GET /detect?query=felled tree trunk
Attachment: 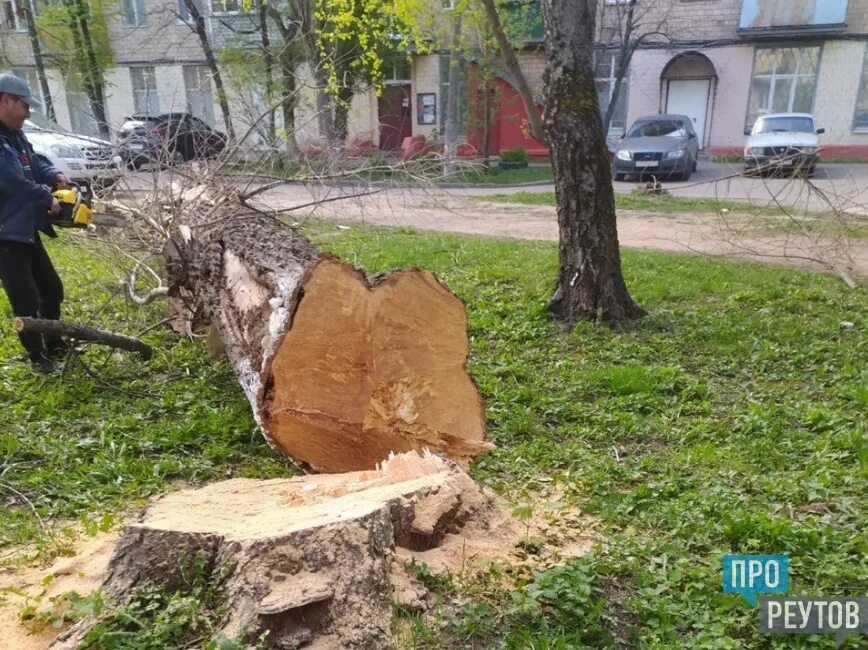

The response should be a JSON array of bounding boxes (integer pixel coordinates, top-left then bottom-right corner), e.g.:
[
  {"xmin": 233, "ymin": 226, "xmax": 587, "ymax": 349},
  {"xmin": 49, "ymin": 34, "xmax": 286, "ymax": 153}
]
[
  {"xmin": 164, "ymin": 209, "xmax": 490, "ymax": 472},
  {"xmin": 52, "ymin": 452, "xmax": 497, "ymax": 650}
]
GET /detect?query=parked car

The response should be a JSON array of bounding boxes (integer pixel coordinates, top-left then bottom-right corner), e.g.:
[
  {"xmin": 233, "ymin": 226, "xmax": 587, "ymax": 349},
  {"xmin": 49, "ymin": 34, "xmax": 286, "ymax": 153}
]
[
  {"xmin": 22, "ymin": 117, "xmax": 124, "ymax": 188},
  {"xmin": 743, "ymin": 113, "xmax": 823, "ymax": 177},
  {"xmin": 612, "ymin": 114, "xmax": 699, "ymax": 181},
  {"xmin": 117, "ymin": 113, "xmax": 228, "ymax": 169}
]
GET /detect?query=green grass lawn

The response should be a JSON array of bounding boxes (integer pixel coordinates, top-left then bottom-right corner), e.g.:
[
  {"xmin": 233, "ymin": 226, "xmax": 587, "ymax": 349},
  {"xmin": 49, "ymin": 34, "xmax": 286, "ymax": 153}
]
[
  {"xmin": 448, "ymin": 165, "xmax": 555, "ymax": 185},
  {"xmin": 1, "ymin": 227, "xmax": 865, "ymax": 648}
]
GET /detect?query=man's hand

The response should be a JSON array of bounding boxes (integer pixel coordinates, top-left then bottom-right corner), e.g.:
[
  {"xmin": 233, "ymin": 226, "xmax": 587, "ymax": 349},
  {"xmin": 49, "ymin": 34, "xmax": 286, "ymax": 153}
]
[
  {"xmin": 50, "ymin": 198, "xmax": 61, "ymax": 215},
  {"xmin": 54, "ymin": 173, "xmax": 71, "ymax": 189}
]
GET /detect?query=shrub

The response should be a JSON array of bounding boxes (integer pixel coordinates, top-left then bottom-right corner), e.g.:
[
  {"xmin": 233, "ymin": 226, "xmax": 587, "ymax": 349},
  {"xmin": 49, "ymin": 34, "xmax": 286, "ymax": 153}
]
[{"xmin": 500, "ymin": 147, "xmax": 530, "ymax": 164}]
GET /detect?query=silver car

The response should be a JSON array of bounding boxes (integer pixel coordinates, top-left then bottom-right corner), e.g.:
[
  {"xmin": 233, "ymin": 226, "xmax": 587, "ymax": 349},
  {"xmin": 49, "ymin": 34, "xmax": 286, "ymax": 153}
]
[{"xmin": 613, "ymin": 114, "xmax": 700, "ymax": 181}]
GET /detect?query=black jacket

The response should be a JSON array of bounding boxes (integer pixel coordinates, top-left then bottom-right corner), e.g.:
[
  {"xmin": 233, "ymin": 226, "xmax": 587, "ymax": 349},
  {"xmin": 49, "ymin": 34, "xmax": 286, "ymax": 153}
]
[{"xmin": 0, "ymin": 121, "xmax": 58, "ymax": 244}]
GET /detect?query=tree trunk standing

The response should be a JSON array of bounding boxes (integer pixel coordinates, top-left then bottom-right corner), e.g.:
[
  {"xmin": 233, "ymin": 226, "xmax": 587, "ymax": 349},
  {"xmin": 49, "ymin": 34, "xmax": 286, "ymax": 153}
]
[
  {"xmin": 330, "ymin": 83, "xmax": 353, "ymax": 146},
  {"xmin": 72, "ymin": 0, "xmax": 109, "ymax": 139},
  {"xmin": 23, "ymin": 0, "xmax": 55, "ymax": 121},
  {"xmin": 279, "ymin": 51, "xmax": 299, "ymax": 155},
  {"xmin": 540, "ymin": 0, "xmax": 645, "ymax": 325},
  {"xmin": 163, "ymin": 207, "xmax": 490, "ymax": 472},
  {"xmin": 444, "ymin": 14, "xmax": 463, "ymax": 175},
  {"xmin": 479, "ymin": 0, "xmax": 546, "ymax": 145},
  {"xmin": 600, "ymin": 1, "xmax": 636, "ymax": 137},
  {"xmin": 258, "ymin": 0, "xmax": 276, "ymax": 145},
  {"xmin": 183, "ymin": 0, "xmax": 236, "ymax": 143},
  {"xmin": 62, "ymin": 0, "xmax": 108, "ymax": 138}
]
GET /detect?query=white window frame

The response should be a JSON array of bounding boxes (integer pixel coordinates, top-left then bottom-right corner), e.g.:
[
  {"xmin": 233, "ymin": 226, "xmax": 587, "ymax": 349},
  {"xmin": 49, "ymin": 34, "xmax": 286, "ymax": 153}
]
[
  {"xmin": 1, "ymin": 0, "xmax": 27, "ymax": 32},
  {"xmin": 209, "ymin": 0, "xmax": 239, "ymax": 15},
  {"xmin": 121, "ymin": 0, "xmax": 146, "ymax": 26},
  {"xmin": 130, "ymin": 66, "xmax": 159, "ymax": 115},
  {"xmin": 747, "ymin": 46, "xmax": 820, "ymax": 127},
  {"xmin": 595, "ymin": 50, "xmax": 629, "ymax": 134},
  {"xmin": 183, "ymin": 64, "xmax": 215, "ymax": 127}
]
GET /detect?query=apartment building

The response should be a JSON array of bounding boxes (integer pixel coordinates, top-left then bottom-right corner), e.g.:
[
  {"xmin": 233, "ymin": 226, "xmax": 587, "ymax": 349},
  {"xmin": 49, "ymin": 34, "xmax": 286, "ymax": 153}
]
[
  {"xmin": 410, "ymin": 0, "xmax": 868, "ymax": 159},
  {"xmin": 3, "ymin": 0, "xmax": 868, "ymax": 159},
  {"xmin": 0, "ymin": 0, "xmax": 378, "ymax": 146}
]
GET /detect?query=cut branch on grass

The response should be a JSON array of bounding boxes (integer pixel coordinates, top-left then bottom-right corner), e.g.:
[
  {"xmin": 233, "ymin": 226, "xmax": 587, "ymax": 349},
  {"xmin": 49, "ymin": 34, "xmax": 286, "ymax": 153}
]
[{"xmin": 14, "ymin": 318, "xmax": 153, "ymax": 360}]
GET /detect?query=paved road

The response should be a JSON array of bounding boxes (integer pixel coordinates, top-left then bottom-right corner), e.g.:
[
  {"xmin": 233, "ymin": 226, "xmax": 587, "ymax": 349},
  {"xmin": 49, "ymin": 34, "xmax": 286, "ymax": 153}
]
[
  {"xmin": 117, "ymin": 160, "xmax": 868, "ymax": 211},
  {"xmin": 466, "ymin": 162, "xmax": 868, "ymax": 214}
]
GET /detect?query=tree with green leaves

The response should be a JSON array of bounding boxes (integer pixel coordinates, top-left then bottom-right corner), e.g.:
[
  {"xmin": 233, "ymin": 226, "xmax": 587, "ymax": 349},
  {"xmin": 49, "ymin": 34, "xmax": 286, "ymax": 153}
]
[{"xmin": 36, "ymin": 0, "xmax": 113, "ymax": 137}]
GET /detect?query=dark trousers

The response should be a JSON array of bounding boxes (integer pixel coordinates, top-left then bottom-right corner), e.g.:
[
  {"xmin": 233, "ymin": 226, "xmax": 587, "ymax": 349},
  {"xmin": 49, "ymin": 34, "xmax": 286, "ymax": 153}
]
[{"xmin": 0, "ymin": 237, "xmax": 64, "ymax": 359}]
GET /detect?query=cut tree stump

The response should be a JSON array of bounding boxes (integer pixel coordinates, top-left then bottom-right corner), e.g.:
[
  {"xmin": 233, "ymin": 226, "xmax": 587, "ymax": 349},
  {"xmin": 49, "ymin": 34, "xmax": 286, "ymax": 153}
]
[
  {"xmin": 164, "ymin": 209, "xmax": 491, "ymax": 472},
  {"xmin": 52, "ymin": 451, "xmax": 501, "ymax": 650}
]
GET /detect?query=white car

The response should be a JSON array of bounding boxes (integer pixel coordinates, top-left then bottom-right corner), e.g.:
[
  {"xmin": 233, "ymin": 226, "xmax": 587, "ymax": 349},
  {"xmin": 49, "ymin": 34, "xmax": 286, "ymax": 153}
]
[
  {"xmin": 743, "ymin": 113, "xmax": 824, "ymax": 177},
  {"xmin": 22, "ymin": 118, "xmax": 124, "ymax": 188}
]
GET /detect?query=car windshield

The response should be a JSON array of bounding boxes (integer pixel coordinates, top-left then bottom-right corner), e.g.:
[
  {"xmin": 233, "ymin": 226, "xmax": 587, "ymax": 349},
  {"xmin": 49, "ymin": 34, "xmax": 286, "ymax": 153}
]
[
  {"xmin": 754, "ymin": 116, "xmax": 814, "ymax": 134},
  {"xmin": 627, "ymin": 120, "xmax": 687, "ymax": 138}
]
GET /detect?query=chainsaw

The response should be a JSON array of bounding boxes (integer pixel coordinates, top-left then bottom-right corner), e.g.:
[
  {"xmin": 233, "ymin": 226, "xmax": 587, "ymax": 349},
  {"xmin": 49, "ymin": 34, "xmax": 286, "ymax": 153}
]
[{"xmin": 48, "ymin": 183, "xmax": 126, "ymax": 229}]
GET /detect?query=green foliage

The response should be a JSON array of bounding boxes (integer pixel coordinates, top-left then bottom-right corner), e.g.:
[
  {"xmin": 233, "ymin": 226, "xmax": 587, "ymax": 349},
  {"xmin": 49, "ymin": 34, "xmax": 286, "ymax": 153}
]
[
  {"xmin": 35, "ymin": 0, "xmax": 114, "ymax": 86},
  {"xmin": 73, "ymin": 553, "xmax": 265, "ymax": 649},
  {"xmin": 0, "ymin": 237, "xmax": 295, "ymax": 552},
  {"xmin": 499, "ymin": 147, "xmax": 530, "ymax": 164},
  {"xmin": 304, "ymin": 222, "xmax": 865, "ymax": 649}
]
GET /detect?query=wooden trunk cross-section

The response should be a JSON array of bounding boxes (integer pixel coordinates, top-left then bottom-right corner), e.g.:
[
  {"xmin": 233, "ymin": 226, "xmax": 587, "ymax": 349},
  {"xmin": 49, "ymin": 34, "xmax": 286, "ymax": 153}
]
[
  {"xmin": 51, "ymin": 451, "xmax": 503, "ymax": 650},
  {"xmin": 166, "ymin": 212, "xmax": 491, "ymax": 472}
]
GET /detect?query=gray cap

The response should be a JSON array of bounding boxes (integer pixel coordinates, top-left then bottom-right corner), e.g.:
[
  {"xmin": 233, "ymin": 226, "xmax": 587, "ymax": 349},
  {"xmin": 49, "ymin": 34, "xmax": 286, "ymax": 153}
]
[{"xmin": 0, "ymin": 72, "xmax": 42, "ymax": 110}]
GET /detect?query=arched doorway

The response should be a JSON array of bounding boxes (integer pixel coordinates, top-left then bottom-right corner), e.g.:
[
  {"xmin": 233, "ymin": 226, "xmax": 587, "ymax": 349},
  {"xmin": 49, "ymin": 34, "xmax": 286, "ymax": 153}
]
[{"xmin": 661, "ymin": 52, "xmax": 717, "ymax": 148}]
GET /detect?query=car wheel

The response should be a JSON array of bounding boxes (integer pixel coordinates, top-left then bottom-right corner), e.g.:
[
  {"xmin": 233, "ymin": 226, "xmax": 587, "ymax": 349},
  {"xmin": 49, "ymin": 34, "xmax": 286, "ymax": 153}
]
[
  {"xmin": 692, "ymin": 158, "xmax": 698, "ymax": 172},
  {"xmin": 614, "ymin": 172, "xmax": 626, "ymax": 182},
  {"xmin": 680, "ymin": 168, "xmax": 691, "ymax": 181}
]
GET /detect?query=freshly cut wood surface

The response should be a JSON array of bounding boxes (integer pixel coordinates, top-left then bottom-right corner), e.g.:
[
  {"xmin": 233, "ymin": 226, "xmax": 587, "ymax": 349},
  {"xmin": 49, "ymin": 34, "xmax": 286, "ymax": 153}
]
[
  {"xmin": 264, "ymin": 258, "xmax": 489, "ymax": 472},
  {"xmin": 52, "ymin": 452, "xmax": 498, "ymax": 650},
  {"xmin": 165, "ymin": 210, "xmax": 490, "ymax": 472}
]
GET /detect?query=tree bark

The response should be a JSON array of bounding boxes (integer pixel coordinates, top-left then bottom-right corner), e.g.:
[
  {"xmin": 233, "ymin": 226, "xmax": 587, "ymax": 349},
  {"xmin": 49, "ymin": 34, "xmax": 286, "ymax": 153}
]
[
  {"xmin": 72, "ymin": 0, "xmax": 109, "ymax": 139},
  {"xmin": 23, "ymin": 0, "xmax": 55, "ymax": 122},
  {"xmin": 444, "ymin": 14, "xmax": 463, "ymax": 175},
  {"xmin": 163, "ymin": 207, "xmax": 490, "ymax": 472},
  {"xmin": 257, "ymin": 0, "xmax": 276, "ymax": 145},
  {"xmin": 540, "ymin": 0, "xmax": 645, "ymax": 325},
  {"xmin": 331, "ymin": 84, "xmax": 353, "ymax": 146},
  {"xmin": 52, "ymin": 451, "xmax": 498, "ymax": 649},
  {"xmin": 13, "ymin": 317, "xmax": 152, "ymax": 358},
  {"xmin": 479, "ymin": 0, "xmax": 546, "ymax": 146},
  {"xmin": 183, "ymin": 0, "xmax": 236, "ymax": 142}
]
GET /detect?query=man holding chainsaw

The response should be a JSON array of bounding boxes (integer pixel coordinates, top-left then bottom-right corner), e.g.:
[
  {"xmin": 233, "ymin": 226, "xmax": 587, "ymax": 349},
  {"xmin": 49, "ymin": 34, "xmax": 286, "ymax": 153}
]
[{"xmin": 0, "ymin": 72, "xmax": 72, "ymax": 372}]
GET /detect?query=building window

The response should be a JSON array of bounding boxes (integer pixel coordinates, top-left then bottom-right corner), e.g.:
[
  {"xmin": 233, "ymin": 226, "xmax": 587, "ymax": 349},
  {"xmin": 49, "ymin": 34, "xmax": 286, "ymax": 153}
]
[
  {"xmin": 595, "ymin": 50, "xmax": 628, "ymax": 135},
  {"xmin": 130, "ymin": 66, "xmax": 159, "ymax": 115},
  {"xmin": 210, "ymin": 0, "xmax": 238, "ymax": 13},
  {"xmin": 121, "ymin": 0, "xmax": 146, "ymax": 25},
  {"xmin": 183, "ymin": 65, "xmax": 215, "ymax": 126},
  {"xmin": 178, "ymin": 0, "xmax": 202, "ymax": 22},
  {"xmin": 67, "ymin": 88, "xmax": 101, "ymax": 137},
  {"xmin": 746, "ymin": 46, "xmax": 820, "ymax": 129},
  {"xmin": 1, "ymin": 0, "xmax": 27, "ymax": 31},
  {"xmin": 853, "ymin": 47, "xmax": 868, "ymax": 131}
]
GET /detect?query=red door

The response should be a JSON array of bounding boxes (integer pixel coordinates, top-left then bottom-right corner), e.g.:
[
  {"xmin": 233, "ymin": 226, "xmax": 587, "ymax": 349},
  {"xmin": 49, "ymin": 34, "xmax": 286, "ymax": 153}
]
[{"xmin": 378, "ymin": 84, "xmax": 412, "ymax": 151}]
